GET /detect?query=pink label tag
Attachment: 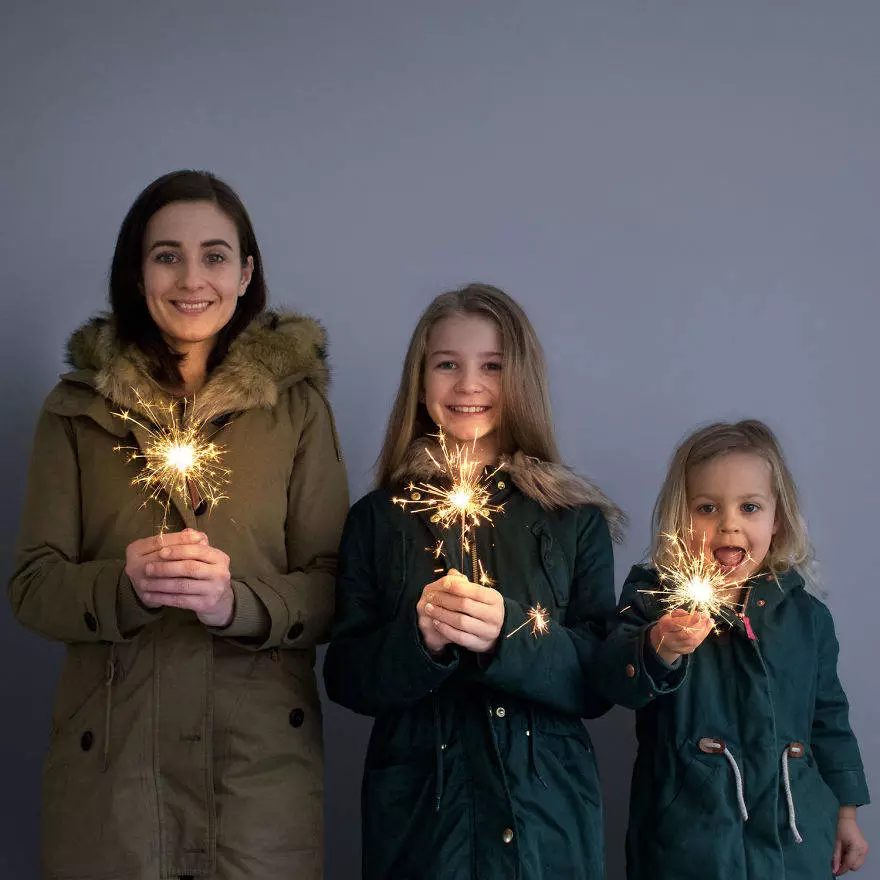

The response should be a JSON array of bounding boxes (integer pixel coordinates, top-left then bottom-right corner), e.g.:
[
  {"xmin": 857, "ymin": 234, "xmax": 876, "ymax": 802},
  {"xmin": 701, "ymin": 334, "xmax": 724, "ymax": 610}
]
[{"xmin": 742, "ymin": 616, "xmax": 757, "ymax": 640}]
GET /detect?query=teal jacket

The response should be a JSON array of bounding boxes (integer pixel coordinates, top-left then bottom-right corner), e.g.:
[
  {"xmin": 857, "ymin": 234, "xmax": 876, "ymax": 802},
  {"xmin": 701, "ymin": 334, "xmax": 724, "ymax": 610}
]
[
  {"xmin": 324, "ymin": 451, "xmax": 636, "ymax": 880},
  {"xmin": 604, "ymin": 565, "xmax": 870, "ymax": 880}
]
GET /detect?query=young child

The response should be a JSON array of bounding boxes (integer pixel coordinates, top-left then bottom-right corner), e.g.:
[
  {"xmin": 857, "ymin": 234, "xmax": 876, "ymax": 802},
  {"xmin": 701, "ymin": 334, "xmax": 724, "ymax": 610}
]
[
  {"xmin": 324, "ymin": 283, "xmax": 637, "ymax": 879},
  {"xmin": 607, "ymin": 420, "xmax": 869, "ymax": 880}
]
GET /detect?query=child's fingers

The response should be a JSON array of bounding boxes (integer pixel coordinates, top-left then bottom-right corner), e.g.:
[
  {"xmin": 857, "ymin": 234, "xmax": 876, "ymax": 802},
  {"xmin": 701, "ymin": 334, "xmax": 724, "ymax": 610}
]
[{"xmin": 832, "ymin": 838, "xmax": 842, "ymax": 875}]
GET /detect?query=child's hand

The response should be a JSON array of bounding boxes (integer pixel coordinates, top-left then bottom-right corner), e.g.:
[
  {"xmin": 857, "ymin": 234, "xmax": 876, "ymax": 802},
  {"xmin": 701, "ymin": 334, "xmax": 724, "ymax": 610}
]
[
  {"xmin": 649, "ymin": 609, "xmax": 713, "ymax": 665},
  {"xmin": 419, "ymin": 569, "xmax": 505, "ymax": 654},
  {"xmin": 833, "ymin": 807, "xmax": 869, "ymax": 875}
]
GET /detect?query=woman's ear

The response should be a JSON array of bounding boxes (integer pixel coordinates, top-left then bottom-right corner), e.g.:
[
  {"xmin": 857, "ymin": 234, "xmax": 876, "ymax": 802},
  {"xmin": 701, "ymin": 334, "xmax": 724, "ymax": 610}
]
[{"xmin": 239, "ymin": 255, "xmax": 254, "ymax": 296}]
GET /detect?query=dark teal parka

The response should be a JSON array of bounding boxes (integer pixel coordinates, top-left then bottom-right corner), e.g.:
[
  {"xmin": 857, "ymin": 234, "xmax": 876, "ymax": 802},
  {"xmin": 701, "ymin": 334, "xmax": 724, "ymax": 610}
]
[
  {"xmin": 603, "ymin": 564, "xmax": 870, "ymax": 880},
  {"xmin": 324, "ymin": 451, "xmax": 637, "ymax": 880}
]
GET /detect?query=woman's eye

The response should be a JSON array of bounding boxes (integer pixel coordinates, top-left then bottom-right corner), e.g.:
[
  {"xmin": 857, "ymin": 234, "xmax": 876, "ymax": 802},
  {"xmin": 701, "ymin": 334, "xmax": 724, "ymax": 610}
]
[
  {"xmin": 154, "ymin": 252, "xmax": 178, "ymax": 264},
  {"xmin": 206, "ymin": 252, "xmax": 226, "ymax": 264}
]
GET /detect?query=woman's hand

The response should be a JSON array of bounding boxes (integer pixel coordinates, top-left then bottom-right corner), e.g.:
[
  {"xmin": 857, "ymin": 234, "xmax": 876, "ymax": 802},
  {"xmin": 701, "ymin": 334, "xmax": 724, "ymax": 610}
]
[
  {"xmin": 126, "ymin": 529, "xmax": 234, "ymax": 627},
  {"xmin": 649, "ymin": 608, "xmax": 714, "ymax": 665},
  {"xmin": 833, "ymin": 807, "xmax": 869, "ymax": 875},
  {"xmin": 416, "ymin": 575, "xmax": 454, "ymax": 656},
  {"xmin": 420, "ymin": 569, "xmax": 505, "ymax": 654}
]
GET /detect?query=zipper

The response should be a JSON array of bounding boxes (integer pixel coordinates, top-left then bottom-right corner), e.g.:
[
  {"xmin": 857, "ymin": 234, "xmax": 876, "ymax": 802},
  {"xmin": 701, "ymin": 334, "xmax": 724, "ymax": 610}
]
[{"xmin": 738, "ymin": 584, "xmax": 757, "ymax": 640}]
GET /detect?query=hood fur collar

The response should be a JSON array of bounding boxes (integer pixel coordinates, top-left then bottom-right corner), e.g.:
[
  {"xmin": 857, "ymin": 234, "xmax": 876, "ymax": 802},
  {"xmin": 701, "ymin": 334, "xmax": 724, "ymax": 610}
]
[
  {"xmin": 63, "ymin": 310, "xmax": 329, "ymax": 423},
  {"xmin": 393, "ymin": 437, "xmax": 626, "ymax": 542}
]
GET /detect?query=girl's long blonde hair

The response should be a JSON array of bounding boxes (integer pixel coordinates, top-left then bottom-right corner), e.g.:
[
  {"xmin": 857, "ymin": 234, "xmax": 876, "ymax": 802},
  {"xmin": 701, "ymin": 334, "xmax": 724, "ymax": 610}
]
[
  {"xmin": 375, "ymin": 283, "xmax": 561, "ymax": 488},
  {"xmin": 652, "ymin": 420, "xmax": 814, "ymax": 581}
]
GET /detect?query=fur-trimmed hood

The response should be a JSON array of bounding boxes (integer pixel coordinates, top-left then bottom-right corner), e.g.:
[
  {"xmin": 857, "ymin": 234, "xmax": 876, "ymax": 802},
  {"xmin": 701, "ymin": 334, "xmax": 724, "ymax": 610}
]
[
  {"xmin": 393, "ymin": 437, "xmax": 626, "ymax": 542},
  {"xmin": 62, "ymin": 310, "xmax": 329, "ymax": 424}
]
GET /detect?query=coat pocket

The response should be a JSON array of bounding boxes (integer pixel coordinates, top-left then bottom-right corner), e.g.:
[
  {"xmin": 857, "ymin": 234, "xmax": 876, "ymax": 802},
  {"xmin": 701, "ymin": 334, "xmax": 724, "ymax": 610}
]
[{"xmin": 532, "ymin": 523, "xmax": 573, "ymax": 608}]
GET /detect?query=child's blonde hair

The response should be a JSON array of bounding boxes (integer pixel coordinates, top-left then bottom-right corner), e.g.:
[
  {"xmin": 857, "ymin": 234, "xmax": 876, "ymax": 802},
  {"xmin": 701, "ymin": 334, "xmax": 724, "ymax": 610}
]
[
  {"xmin": 375, "ymin": 283, "xmax": 560, "ymax": 488},
  {"xmin": 652, "ymin": 420, "xmax": 814, "ymax": 580}
]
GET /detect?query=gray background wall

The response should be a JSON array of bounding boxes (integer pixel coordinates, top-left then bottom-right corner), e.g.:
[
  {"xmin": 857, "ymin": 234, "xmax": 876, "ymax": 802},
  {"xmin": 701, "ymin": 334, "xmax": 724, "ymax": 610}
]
[{"xmin": 1, "ymin": 2, "xmax": 877, "ymax": 877}]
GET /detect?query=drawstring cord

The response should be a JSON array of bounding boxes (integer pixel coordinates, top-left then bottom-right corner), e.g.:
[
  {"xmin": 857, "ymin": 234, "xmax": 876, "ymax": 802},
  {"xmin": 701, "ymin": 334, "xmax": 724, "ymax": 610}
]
[
  {"xmin": 102, "ymin": 645, "xmax": 116, "ymax": 772},
  {"xmin": 781, "ymin": 745, "xmax": 804, "ymax": 844},
  {"xmin": 526, "ymin": 706, "xmax": 549, "ymax": 790},
  {"xmin": 721, "ymin": 746, "xmax": 749, "ymax": 821},
  {"xmin": 432, "ymin": 691, "xmax": 444, "ymax": 812}
]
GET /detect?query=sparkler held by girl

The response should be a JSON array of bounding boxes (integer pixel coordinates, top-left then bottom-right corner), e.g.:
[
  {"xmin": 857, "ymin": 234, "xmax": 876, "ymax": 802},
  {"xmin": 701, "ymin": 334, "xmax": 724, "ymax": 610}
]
[
  {"xmin": 602, "ymin": 420, "xmax": 869, "ymax": 880},
  {"xmin": 324, "ymin": 283, "xmax": 631, "ymax": 880}
]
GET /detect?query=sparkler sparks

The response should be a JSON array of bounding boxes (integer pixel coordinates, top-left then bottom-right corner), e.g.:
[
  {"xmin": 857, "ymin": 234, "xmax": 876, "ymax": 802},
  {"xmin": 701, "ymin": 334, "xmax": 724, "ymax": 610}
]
[
  {"xmin": 506, "ymin": 603, "xmax": 551, "ymax": 639},
  {"xmin": 642, "ymin": 531, "xmax": 750, "ymax": 626},
  {"xmin": 393, "ymin": 430, "xmax": 503, "ymax": 573},
  {"xmin": 113, "ymin": 391, "xmax": 230, "ymax": 532}
]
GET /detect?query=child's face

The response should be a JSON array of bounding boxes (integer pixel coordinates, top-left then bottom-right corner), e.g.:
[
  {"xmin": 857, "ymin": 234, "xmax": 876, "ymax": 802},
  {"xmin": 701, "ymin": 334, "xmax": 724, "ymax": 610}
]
[
  {"xmin": 687, "ymin": 452, "xmax": 779, "ymax": 581},
  {"xmin": 422, "ymin": 314, "xmax": 502, "ymax": 454}
]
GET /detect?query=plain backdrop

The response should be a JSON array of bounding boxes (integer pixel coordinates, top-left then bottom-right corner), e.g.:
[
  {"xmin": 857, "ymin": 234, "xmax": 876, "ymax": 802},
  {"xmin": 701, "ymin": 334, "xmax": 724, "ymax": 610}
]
[{"xmin": 1, "ymin": 2, "xmax": 877, "ymax": 878}]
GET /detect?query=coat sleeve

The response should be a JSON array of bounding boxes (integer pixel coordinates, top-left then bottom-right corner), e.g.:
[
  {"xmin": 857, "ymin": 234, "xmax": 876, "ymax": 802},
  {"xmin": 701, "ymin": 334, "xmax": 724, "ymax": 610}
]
[
  {"xmin": 216, "ymin": 382, "xmax": 349, "ymax": 651},
  {"xmin": 471, "ymin": 507, "xmax": 631, "ymax": 717},
  {"xmin": 323, "ymin": 496, "xmax": 460, "ymax": 716},
  {"xmin": 8, "ymin": 407, "xmax": 161, "ymax": 643},
  {"xmin": 589, "ymin": 565, "xmax": 689, "ymax": 710},
  {"xmin": 810, "ymin": 598, "xmax": 870, "ymax": 807}
]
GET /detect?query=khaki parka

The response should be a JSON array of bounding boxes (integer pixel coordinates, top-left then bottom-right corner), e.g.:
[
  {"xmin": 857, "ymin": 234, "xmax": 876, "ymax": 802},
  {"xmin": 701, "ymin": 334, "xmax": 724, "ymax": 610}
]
[{"xmin": 8, "ymin": 311, "xmax": 349, "ymax": 880}]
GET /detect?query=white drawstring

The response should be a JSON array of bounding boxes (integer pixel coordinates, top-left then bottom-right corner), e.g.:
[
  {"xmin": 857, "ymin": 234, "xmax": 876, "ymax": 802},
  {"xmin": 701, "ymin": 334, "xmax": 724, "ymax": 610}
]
[
  {"xmin": 722, "ymin": 747, "xmax": 749, "ymax": 821},
  {"xmin": 781, "ymin": 746, "xmax": 804, "ymax": 844}
]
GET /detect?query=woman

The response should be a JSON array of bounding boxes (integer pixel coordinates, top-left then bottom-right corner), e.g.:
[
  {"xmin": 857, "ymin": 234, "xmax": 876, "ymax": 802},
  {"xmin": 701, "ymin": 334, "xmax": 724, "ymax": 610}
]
[{"xmin": 9, "ymin": 170, "xmax": 348, "ymax": 879}]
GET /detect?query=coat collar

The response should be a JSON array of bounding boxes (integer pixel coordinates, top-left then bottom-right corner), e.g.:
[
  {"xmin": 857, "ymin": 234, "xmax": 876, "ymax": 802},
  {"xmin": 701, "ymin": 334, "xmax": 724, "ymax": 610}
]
[
  {"xmin": 392, "ymin": 436, "xmax": 626, "ymax": 541},
  {"xmin": 48, "ymin": 310, "xmax": 329, "ymax": 428}
]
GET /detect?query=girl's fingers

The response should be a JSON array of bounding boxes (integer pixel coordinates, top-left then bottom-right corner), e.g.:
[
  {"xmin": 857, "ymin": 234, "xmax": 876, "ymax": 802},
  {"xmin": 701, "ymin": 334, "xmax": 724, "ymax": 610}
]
[
  {"xmin": 432, "ymin": 618, "xmax": 488, "ymax": 652},
  {"xmin": 426, "ymin": 603, "xmax": 496, "ymax": 639}
]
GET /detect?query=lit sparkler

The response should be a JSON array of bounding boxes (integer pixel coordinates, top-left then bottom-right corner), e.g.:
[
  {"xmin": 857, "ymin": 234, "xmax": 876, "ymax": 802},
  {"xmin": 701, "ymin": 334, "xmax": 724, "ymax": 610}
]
[
  {"xmin": 506, "ymin": 603, "xmax": 551, "ymax": 639},
  {"xmin": 113, "ymin": 391, "xmax": 230, "ymax": 532},
  {"xmin": 393, "ymin": 430, "xmax": 502, "ymax": 577},
  {"xmin": 642, "ymin": 531, "xmax": 750, "ymax": 627}
]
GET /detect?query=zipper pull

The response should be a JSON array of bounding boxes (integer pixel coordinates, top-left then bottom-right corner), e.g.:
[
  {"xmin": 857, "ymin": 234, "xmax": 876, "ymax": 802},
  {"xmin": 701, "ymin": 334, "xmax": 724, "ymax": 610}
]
[{"xmin": 741, "ymin": 615, "xmax": 757, "ymax": 640}]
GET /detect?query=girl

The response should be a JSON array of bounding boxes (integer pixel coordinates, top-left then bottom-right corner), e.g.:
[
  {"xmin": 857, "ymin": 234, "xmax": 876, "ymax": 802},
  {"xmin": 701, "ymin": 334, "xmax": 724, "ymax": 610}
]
[
  {"xmin": 9, "ymin": 170, "xmax": 348, "ymax": 879},
  {"xmin": 606, "ymin": 420, "xmax": 869, "ymax": 880},
  {"xmin": 324, "ymin": 283, "xmax": 638, "ymax": 879}
]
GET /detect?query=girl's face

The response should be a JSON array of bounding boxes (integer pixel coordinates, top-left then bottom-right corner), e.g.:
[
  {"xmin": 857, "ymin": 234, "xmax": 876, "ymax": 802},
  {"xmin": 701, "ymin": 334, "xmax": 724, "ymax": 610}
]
[
  {"xmin": 687, "ymin": 452, "xmax": 779, "ymax": 581},
  {"xmin": 422, "ymin": 314, "xmax": 503, "ymax": 457},
  {"xmin": 141, "ymin": 200, "xmax": 253, "ymax": 355}
]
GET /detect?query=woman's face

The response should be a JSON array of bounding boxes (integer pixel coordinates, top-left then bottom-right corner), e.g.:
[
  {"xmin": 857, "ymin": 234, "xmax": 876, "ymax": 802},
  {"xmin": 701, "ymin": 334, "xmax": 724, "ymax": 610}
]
[{"xmin": 141, "ymin": 200, "xmax": 253, "ymax": 354}]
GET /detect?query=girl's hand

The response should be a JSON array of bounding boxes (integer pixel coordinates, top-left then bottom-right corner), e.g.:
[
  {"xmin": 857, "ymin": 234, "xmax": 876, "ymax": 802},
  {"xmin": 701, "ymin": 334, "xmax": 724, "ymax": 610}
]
[
  {"xmin": 649, "ymin": 609, "xmax": 714, "ymax": 665},
  {"xmin": 833, "ymin": 807, "xmax": 869, "ymax": 875},
  {"xmin": 125, "ymin": 529, "xmax": 208, "ymax": 609},
  {"xmin": 421, "ymin": 569, "xmax": 505, "ymax": 654},
  {"xmin": 417, "ymin": 576, "xmax": 453, "ymax": 656},
  {"xmin": 137, "ymin": 530, "xmax": 235, "ymax": 628}
]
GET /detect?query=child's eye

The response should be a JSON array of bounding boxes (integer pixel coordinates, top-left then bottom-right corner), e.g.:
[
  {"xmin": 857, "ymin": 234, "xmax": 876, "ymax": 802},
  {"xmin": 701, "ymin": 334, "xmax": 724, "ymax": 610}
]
[
  {"xmin": 483, "ymin": 361, "xmax": 502, "ymax": 372},
  {"xmin": 741, "ymin": 502, "xmax": 760, "ymax": 514},
  {"xmin": 434, "ymin": 360, "xmax": 457, "ymax": 371},
  {"xmin": 695, "ymin": 503, "xmax": 716, "ymax": 515}
]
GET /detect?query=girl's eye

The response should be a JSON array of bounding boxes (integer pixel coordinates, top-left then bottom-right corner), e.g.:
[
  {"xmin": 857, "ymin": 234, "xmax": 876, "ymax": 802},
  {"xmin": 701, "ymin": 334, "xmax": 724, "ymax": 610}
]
[
  {"xmin": 742, "ymin": 502, "xmax": 760, "ymax": 514},
  {"xmin": 436, "ymin": 360, "xmax": 457, "ymax": 370},
  {"xmin": 483, "ymin": 361, "xmax": 502, "ymax": 372},
  {"xmin": 695, "ymin": 503, "xmax": 716, "ymax": 515}
]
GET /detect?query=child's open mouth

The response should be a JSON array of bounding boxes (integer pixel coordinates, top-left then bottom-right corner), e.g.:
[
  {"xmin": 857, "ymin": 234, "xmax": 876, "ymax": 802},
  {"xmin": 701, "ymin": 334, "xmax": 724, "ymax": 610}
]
[{"xmin": 714, "ymin": 546, "xmax": 746, "ymax": 572}]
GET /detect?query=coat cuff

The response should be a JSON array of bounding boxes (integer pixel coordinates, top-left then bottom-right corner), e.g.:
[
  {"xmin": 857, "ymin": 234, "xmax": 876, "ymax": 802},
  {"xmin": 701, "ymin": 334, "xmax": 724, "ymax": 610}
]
[
  {"xmin": 823, "ymin": 769, "xmax": 871, "ymax": 807},
  {"xmin": 115, "ymin": 572, "xmax": 162, "ymax": 636},
  {"xmin": 209, "ymin": 580, "xmax": 272, "ymax": 640}
]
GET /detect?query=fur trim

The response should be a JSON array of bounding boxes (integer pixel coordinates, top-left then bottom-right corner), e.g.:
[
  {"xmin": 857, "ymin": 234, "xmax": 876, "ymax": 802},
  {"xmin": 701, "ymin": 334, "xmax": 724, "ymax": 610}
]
[
  {"xmin": 393, "ymin": 438, "xmax": 627, "ymax": 542},
  {"xmin": 64, "ymin": 311, "xmax": 329, "ymax": 423}
]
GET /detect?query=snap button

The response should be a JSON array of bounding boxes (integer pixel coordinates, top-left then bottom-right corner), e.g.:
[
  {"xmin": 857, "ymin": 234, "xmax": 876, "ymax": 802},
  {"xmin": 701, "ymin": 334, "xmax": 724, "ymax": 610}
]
[
  {"xmin": 497, "ymin": 481, "xmax": 506, "ymax": 490},
  {"xmin": 788, "ymin": 742, "xmax": 805, "ymax": 758},
  {"xmin": 698, "ymin": 737, "xmax": 726, "ymax": 754},
  {"xmin": 83, "ymin": 612, "xmax": 97, "ymax": 632},
  {"xmin": 80, "ymin": 730, "xmax": 94, "ymax": 752},
  {"xmin": 289, "ymin": 708, "xmax": 305, "ymax": 728},
  {"xmin": 287, "ymin": 621, "xmax": 304, "ymax": 640},
  {"xmin": 495, "ymin": 706, "xmax": 506, "ymax": 718},
  {"xmin": 625, "ymin": 664, "xmax": 636, "ymax": 678},
  {"xmin": 757, "ymin": 599, "xmax": 766, "ymax": 607},
  {"xmin": 502, "ymin": 827, "xmax": 514, "ymax": 844},
  {"xmin": 411, "ymin": 490, "xmax": 422, "ymax": 501}
]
